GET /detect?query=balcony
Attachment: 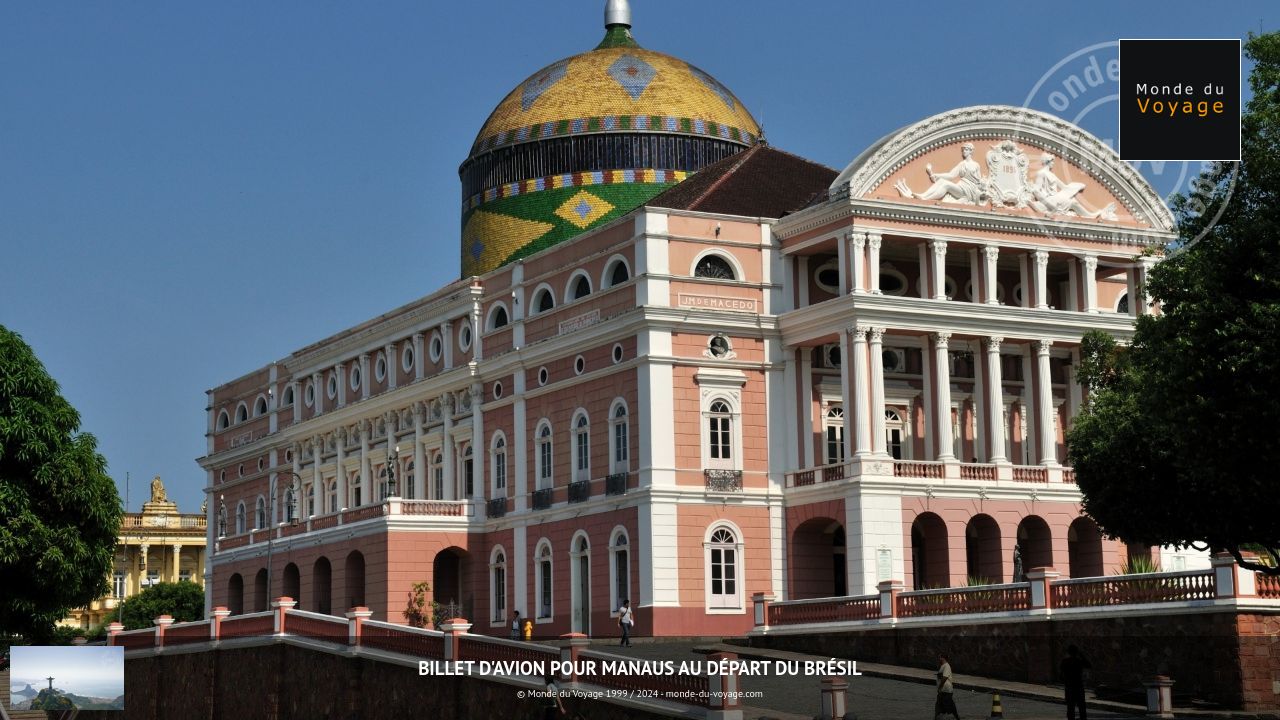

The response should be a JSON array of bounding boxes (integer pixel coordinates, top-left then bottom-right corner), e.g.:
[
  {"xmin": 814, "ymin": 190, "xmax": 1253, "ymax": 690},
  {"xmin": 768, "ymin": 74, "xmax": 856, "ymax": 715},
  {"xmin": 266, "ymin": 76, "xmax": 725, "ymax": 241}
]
[
  {"xmin": 486, "ymin": 497, "xmax": 507, "ymax": 519},
  {"xmin": 605, "ymin": 472, "xmax": 628, "ymax": 496},
  {"xmin": 783, "ymin": 458, "xmax": 1077, "ymax": 488},
  {"xmin": 213, "ymin": 498, "xmax": 473, "ymax": 554},
  {"xmin": 532, "ymin": 487, "xmax": 553, "ymax": 511},
  {"xmin": 568, "ymin": 479, "xmax": 590, "ymax": 504},
  {"xmin": 704, "ymin": 469, "xmax": 743, "ymax": 493}
]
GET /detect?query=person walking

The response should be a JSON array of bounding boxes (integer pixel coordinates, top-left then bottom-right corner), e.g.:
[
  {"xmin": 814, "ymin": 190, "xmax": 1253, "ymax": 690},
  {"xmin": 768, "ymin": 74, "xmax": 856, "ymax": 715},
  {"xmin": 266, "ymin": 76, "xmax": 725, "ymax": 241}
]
[
  {"xmin": 935, "ymin": 653, "xmax": 961, "ymax": 720},
  {"xmin": 1061, "ymin": 644, "xmax": 1092, "ymax": 720},
  {"xmin": 617, "ymin": 599, "xmax": 634, "ymax": 647},
  {"xmin": 542, "ymin": 670, "xmax": 566, "ymax": 719},
  {"xmin": 511, "ymin": 610, "xmax": 522, "ymax": 641}
]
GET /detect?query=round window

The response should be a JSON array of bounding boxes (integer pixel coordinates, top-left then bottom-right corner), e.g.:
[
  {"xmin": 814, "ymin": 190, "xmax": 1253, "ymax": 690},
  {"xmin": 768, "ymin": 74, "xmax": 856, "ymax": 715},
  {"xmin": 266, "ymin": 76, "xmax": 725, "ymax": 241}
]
[
  {"xmin": 879, "ymin": 268, "xmax": 908, "ymax": 296},
  {"xmin": 305, "ymin": 382, "xmax": 315, "ymax": 407},
  {"xmin": 612, "ymin": 343, "xmax": 624, "ymax": 364},
  {"xmin": 460, "ymin": 324, "xmax": 473, "ymax": 352},
  {"xmin": 375, "ymin": 353, "xmax": 387, "ymax": 382},
  {"xmin": 826, "ymin": 344, "xmax": 842, "ymax": 368},
  {"xmin": 538, "ymin": 367, "xmax": 549, "ymax": 386},
  {"xmin": 350, "ymin": 367, "xmax": 361, "ymax": 391},
  {"xmin": 814, "ymin": 259, "xmax": 840, "ymax": 294},
  {"xmin": 402, "ymin": 344, "xmax": 415, "ymax": 372},
  {"xmin": 429, "ymin": 334, "xmax": 443, "ymax": 363},
  {"xmin": 493, "ymin": 381, "xmax": 503, "ymax": 400},
  {"xmin": 574, "ymin": 355, "xmax": 585, "ymax": 375},
  {"xmin": 327, "ymin": 375, "xmax": 337, "ymax": 399}
]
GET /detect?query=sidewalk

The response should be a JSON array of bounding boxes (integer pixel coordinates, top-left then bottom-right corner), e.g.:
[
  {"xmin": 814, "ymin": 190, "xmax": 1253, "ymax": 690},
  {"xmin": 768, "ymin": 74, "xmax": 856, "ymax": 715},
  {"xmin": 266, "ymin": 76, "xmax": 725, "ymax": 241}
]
[{"xmin": 694, "ymin": 642, "xmax": 1280, "ymax": 720}]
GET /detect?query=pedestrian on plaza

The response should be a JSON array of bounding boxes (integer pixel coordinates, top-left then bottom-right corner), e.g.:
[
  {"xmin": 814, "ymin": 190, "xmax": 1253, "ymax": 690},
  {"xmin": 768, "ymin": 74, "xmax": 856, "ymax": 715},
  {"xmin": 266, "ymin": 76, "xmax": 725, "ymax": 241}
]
[
  {"xmin": 617, "ymin": 599, "xmax": 634, "ymax": 647},
  {"xmin": 511, "ymin": 610, "xmax": 522, "ymax": 641},
  {"xmin": 1061, "ymin": 644, "xmax": 1092, "ymax": 720},
  {"xmin": 935, "ymin": 653, "xmax": 961, "ymax": 720},
  {"xmin": 542, "ymin": 670, "xmax": 566, "ymax": 719}
]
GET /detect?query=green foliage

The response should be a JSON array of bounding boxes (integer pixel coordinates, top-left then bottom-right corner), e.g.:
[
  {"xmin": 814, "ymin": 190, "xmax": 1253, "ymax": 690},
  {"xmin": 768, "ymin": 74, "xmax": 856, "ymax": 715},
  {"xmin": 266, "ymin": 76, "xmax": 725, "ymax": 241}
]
[
  {"xmin": 965, "ymin": 575, "xmax": 993, "ymax": 587},
  {"xmin": 0, "ymin": 326, "xmax": 122, "ymax": 640},
  {"xmin": 48, "ymin": 623, "xmax": 109, "ymax": 645},
  {"xmin": 1067, "ymin": 34, "xmax": 1280, "ymax": 574},
  {"xmin": 118, "ymin": 581, "xmax": 205, "ymax": 630},
  {"xmin": 403, "ymin": 580, "xmax": 441, "ymax": 629},
  {"xmin": 1118, "ymin": 555, "xmax": 1160, "ymax": 576}
]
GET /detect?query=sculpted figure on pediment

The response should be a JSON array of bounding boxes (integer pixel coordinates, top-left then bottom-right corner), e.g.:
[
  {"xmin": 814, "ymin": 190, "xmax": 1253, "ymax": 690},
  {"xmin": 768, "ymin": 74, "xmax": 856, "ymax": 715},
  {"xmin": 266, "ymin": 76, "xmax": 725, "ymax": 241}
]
[
  {"xmin": 1030, "ymin": 153, "xmax": 1119, "ymax": 221},
  {"xmin": 894, "ymin": 142, "xmax": 989, "ymax": 205}
]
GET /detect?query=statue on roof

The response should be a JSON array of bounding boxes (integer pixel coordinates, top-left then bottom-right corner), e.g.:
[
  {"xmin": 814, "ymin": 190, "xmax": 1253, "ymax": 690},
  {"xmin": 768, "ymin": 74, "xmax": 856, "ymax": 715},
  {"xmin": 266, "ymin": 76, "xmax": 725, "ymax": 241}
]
[{"xmin": 150, "ymin": 475, "xmax": 168, "ymax": 504}]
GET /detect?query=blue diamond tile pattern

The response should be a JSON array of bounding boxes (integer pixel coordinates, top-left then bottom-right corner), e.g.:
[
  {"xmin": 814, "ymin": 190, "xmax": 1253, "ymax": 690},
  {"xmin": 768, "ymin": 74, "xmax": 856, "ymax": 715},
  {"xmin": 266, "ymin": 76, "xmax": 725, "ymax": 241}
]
[
  {"xmin": 688, "ymin": 64, "xmax": 735, "ymax": 110},
  {"xmin": 521, "ymin": 59, "xmax": 569, "ymax": 111},
  {"xmin": 608, "ymin": 54, "xmax": 657, "ymax": 101}
]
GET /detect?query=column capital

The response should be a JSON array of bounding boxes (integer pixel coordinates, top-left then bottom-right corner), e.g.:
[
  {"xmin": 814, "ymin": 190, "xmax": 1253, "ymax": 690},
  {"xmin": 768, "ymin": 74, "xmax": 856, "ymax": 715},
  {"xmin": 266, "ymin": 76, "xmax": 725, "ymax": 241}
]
[
  {"xmin": 985, "ymin": 336, "xmax": 1004, "ymax": 351},
  {"xmin": 867, "ymin": 326, "xmax": 886, "ymax": 344},
  {"xmin": 1035, "ymin": 339, "xmax": 1053, "ymax": 355},
  {"xmin": 845, "ymin": 229, "xmax": 867, "ymax": 247},
  {"xmin": 867, "ymin": 231, "xmax": 882, "ymax": 248},
  {"xmin": 359, "ymin": 353, "xmax": 369, "ymax": 362},
  {"xmin": 1033, "ymin": 249, "xmax": 1050, "ymax": 266},
  {"xmin": 929, "ymin": 238, "xmax": 948, "ymax": 255},
  {"xmin": 1080, "ymin": 254, "xmax": 1099, "ymax": 270},
  {"xmin": 412, "ymin": 331, "xmax": 424, "ymax": 341},
  {"xmin": 982, "ymin": 245, "xmax": 1000, "ymax": 260},
  {"xmin": 441, "ymin": 319, "xmax": 453, "ymax": 330},
  {"xmin": 932, "ymin": 331, "xmax": 952, "ymax": 349},
  {"xmin": 847, "ymin": 325, "xmax": 869, "ymax": 340}
]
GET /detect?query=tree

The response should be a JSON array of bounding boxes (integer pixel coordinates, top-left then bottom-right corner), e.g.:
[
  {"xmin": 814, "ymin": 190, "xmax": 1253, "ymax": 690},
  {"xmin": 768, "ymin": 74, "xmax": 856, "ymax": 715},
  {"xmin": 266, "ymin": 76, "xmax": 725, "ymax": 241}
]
[
  {"xmin": 1067, "ymin": 33, "xmax": 1280, "ymax": 574},
  {"xmin": 118, "ymin": 581, "xmax": 205, "ymax": 630},
  {"xmin": 0, "ymin": 326, "xmax": 122, "ymax": 638}
]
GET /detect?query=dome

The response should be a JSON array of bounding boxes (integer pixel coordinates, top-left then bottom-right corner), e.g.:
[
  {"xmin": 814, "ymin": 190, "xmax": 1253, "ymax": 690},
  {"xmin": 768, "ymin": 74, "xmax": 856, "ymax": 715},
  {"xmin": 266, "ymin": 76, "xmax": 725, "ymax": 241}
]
[{"xmin": 458, "ymin": 1, "xmax": 761, "ymax": 277}]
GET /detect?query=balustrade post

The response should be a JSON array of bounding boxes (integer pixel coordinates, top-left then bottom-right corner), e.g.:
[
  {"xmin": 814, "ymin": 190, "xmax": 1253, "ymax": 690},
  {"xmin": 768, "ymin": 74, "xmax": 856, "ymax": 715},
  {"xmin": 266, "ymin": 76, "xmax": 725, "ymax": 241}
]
[
  {"xmin": 441, "ymin": 618, "xmax": 471, "ymax": 660},
  {"xmin": 818, "ymin": 675, "xmax": 849, "ymax": 720},
  {"xmin": 752, "ymin": 592, "xmax": 776, "ymax": 629},
  {"xmin": 1212, "ymin": 552, "xmax": 1257, "ymax": 598},
  {"xmin": 1143, "ymin": 675, "xmax": 1175, "ymax": 718},
  {"xmin": 154, "ymin": 614, "xmax": 174, "ymax": 649},
  {"xmin": 107, "ymin": 621, "xmax": 124, "ymax": 646},
  {"xmin": 877, "ymin": 580, "xmax": 904, "ymax": 619},
  {"xmin": 272, "ymin": 596, "xmax": 296, "ymax": 634},
  {"xmin": 558, "ymin": 633, "xmax": 589, "ymax": 683},
  {"xmin": 346, "ymin": 606, "xmax": 374, "ymax": 645},
  {"xmin": 211, "ymin": 606, "xmax": 230, "ymax": 641},
  {"xmin": 1026, "ymin": 567, "xmax": 1058, "ymax": 612},
  {"xmin": 706, "ymin": 650, "xmax": 742, "ymax": 720}
]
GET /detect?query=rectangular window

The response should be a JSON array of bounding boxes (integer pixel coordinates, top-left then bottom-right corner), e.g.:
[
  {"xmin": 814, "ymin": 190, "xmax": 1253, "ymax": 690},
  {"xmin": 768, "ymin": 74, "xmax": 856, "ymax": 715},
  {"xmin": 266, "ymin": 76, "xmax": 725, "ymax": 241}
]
[
  {"xmin": 493, "ymin": 569, "xmax": 506, "ymax": 620},
  {"xmin": 615, "ymin": 551, "xmax": 628, "ymax": 608},
  {"xmin": 434, "ymin": 466, "xmax": 444, "ymax": 500},
  {"xmin": 614, "ymin": 422, "xmax": 628, "ymax": 464},
  {"xmin": 540, "ymin": 562, "xmax": 552, "ymax": 618},
  {"xmin": 113, "ymin": 573, "xmax": 126, "ymax": 598},
  {"xmin": 709, "ymin": 417, "xmax": 732, "ymax": 460},
  {"xmin": 495, "ymin": 452, "xmax": 507, "ymax": 489},
  {"xmin": 539, "ymin": 441, "xmax": 552, "ymax": 489},
  {"xmin": 464, "ymin": 458, "xmax": 474, "ymax": 497}
]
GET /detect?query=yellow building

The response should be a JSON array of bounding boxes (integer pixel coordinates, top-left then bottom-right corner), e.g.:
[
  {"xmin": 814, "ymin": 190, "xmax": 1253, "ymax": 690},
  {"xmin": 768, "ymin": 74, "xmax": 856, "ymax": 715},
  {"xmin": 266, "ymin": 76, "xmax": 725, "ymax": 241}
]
[{"xmin": 61, "ymin": 476, "xmax": 207, "ymax": 629}]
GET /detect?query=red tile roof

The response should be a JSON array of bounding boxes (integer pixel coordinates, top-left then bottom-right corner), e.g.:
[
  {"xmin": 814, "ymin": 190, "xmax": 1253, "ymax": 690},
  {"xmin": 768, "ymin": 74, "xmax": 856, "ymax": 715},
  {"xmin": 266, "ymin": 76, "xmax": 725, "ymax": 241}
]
[{"xmin": 648, "ymin": 143, "xmax": 837, "ymax": 218}]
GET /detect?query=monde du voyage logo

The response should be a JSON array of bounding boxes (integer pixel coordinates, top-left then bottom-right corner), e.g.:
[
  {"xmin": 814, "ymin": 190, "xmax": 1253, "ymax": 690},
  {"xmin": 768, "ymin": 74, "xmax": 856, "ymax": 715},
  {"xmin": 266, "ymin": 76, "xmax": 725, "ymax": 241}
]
[{"xmin": 1119, "ymin": 39, "xmax": 1241, "ymax": 162}]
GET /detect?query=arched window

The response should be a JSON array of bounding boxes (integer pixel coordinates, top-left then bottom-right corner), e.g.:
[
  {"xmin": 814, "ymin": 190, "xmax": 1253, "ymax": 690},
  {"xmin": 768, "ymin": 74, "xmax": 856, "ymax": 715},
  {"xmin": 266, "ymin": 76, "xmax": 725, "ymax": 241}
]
[
  {"xmin": 886, "ymin": 408, "xmax": 907, "ymax": 460},
  {"xmin": 327, "ymin": 481, "xmax": 337, "ymax": 513},
  {"xmin": 537, "ymin": 423, "xmax": 553, "ymax": 489},
  {"xmin": 610, "ymin": 402, "xmax": 629, "ymax": 473},
  {"xmin": 605, "ymin": 258, "xmax": 630, "ymax": 287},
  {"xmin": 706, "ymin": 400, "xmax": 734, "ymax": 467},
  {"xmin": 536, "ymin": 541, "xmax": 553, "ymax": 619},
  {"xmin": 611, "ymin": 529, "xmax": 630, "ymax": 613},
  {"xmin": 462, "ymin": 445, "xmax": 474, "ymax": 498},
  {"xmin": 284, "ymin": 485, "xmax": 296, "ymax": 523},
  {"xmin": 377, "ymin": 466, "xmax": 388, "ymax": 503},
  {"xmin": 490, "ymin": 548, "xmax": 507, "ymax": 623},
  {"xmin": 350, "ymin": 471, "xmax": 363, "ymax": 508},
  {"xmin": 306, "ymin": 484, "xmax": 315, "ymax": 517},
  {"xmin": 694, "ymin": 254, "xmax": 737, "ymax": 280},
  {"xmin": 255, "ymin": 497, "xmax": 266, "ymax": 530},
  {"xmin": 283, "ymin": 385, "xmax": 295, "ymax": 406},
  {"xmin": 533, "ymin": 287, "xmax": 555, "ymax": 314},
  {"xmin": 254, "ymin": 396, "xmax": 268, "ymax": 417},
  {"xmin": 825, "ymin": 406, "xmax": 845, "ymax": 464},
  {"xmin": 432, "ymin": 452, "xmax": 444, "ymax": 499},
  {"xmin": 491, "ymin": 435, "xmax": 507, "ymax": 492},
  {"xmin": 235, "ymin": 403, "xmax": 248, "ymax": 424},
  {"xmin": 217, "ymin": 410, "xmax": 230, "ymax": 431},
  {"xmin": 1116, "ymin": 292, "xmax": 1130, "ymax": 314},
  {"xmin": 235, "ymin": 502, "xmax": 246, "ymax": 534},
  {"xmin": 404, "ymin": 460, "xmax": 415, "ymax": 500},
  {"xmin": 706, "ymin": 526, "xmax": 742, "ymax": 610},
  {"xmin": 568, "ymin": 273, "xmax": 591, "ymax": 301},
  {"xmin": 573, "ymin": 413, "xmax": 590, "ymax": 482},
  {"xmin": 488, "ymin": 304, "xmax": 509, "ymax": 330}
]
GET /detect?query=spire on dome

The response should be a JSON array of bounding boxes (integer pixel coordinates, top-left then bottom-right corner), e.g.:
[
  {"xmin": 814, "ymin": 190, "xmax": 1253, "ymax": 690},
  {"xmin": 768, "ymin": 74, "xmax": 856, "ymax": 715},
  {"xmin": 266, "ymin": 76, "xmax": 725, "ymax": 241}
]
[{"xmin": 598, "ymin": 0, "xmax": 638, "ymax": 48}]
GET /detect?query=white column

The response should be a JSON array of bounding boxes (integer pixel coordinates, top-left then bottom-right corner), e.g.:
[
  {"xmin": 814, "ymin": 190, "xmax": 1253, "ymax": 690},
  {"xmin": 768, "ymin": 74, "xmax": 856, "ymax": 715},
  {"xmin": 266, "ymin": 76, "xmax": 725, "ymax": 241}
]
[
  {"xmin": 867, "ymin": 232, "xmax": 882, "ymax": 294},
  {"xmin": 312, "ymin": 372, "xmax": 324, "ymax": 414},
  {"xmin": 1033, "ymin": 250, "xmax": 1050, "ymax": 309},
  {"xmin": 1066, "ymin": 259, "xmax": 1080, "ymax": 311},
  {"xmin": 920, "ymin": 339, "xmax": 934, "ymax": 460},
  {"xmin": 929, "ymin": 240, "xmax": 948, "ymax": 300},
  {"xmin": 836, "ymin": 233, "xmax": 848, "ymax": 295},
  {"xmin": 359, "ymin": 354, "xmax": 370, "ymax": 400},
  {"xmin": 291, "ymin": 382, "xmax": 302, "ymax": 425},
  {"xmin": 172, "ymin": 544, "xmax": 181, "ymax": 582},
  {"xmin": 413, "ymin": 404, "xmax": 425, "ymax": 500},
  {"xmin": 868, "ymin": 327, "xmax": 887, "ymax": 455},
  {"xmin": 1018, "ymin": 254, "xmax": 1031, "ymax": 308},
  {"xmin": 1019, "ymin": 348, "xmax": 1034, "ymax": 465},
  {"xmin": 335, "ymin": 430, "xmax": 347, "ymax": 509},
  {"xmin": 385, "ymin": 344, "xmax": 398, "ymax": 390},
  {"xmin": 1126, "ymin": 267, "xmax": 1139, "ymax": 317},
  {"xmin": 971, "ymin": 340, "xmax": 986, "ymax": 462},
  {"xmin": 801, "ymin": 348, "xmax": 816, "ymax": 468},
  {"xmin": 335, "ymin": 363, "xmax": 346, "ymax": 407},
  {"xmin": 850, "ymin": 326, "xmax": 871, "ymax": 457},
  {"xmin": 933, "ymin": 333, "xmax": 954, "ymax": 460},
  {"xmin": 441, "ymin": 321, "xmax": 454, "ymax": 370},
  {"xmin": 838, "ymin": 330, "xmax": 853, "ymax": 462},
  {"xmin": 311, "ymin": 436, "xmax": 322, "ymax": 512},
  {"xmin": 967, "ymin": 248, "xmax": 980, "ymax": 304},
  {"xmin": 471, "ymin": 304, "xmax": 484, "ymax": 361},
  {"xmin": 849, "ymin": 231, "xmax": 867, "ymax": 294},
  {"xmin": 982, "ymin": 246, "xmax": 1000, "ymax": 305},
  {"xmin": 441, "ymin": 395, "xmax": 455, "ymax": 500},
  {"xmin": 1082, "ymin": 256, "xmax": 1099, "ymax": 313},
  {"xmin": 985, "ymin": 337, "xmax": 1007, "ymax": 463},
  {"xmin": 470, "ymin": 384, "xmax": 484, "ymax": 499},
  {"xmin": 917, "ymin": 243, "xmax": 929, "ymax": 299},
  {"xmin": 359, "ymin": 422, "xmax": 372, "ymax": 500},
  {"xmin": 1036, "ymin": 340, "xmax": 1058, "ymax": 466},
  {"xmin": 292, "ymin": 443, "xmax": 303, "ymax": 515},
  {"xmin": 1137, "ymin": 259, "xmax": 1155, "ymax": 315},
  {"xmin": 413, "ymin": 332, "xmax": 425, "ymax": 380}
]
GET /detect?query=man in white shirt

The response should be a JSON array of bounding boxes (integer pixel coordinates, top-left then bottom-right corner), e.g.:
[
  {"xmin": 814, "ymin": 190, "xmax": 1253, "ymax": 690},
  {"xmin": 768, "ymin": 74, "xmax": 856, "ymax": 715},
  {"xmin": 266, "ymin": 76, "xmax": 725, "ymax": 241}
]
[
  {"xmin": 935, "ymin": 653, "xmax": 960, "ymax": 720},
  {"xmin": 617, "ymin": 599, "xmax": 634, "ymax": 647}
]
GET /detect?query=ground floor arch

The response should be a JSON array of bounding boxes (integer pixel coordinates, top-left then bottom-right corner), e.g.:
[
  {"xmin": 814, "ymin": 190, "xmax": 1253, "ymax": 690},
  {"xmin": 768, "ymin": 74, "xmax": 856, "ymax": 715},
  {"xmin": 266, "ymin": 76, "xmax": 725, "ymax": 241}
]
[
  {"xmin": 790, "ymin": 517, "xmax": 846, "ymax": 599},
  {"xmin": 1068, "ymin": 516, "xmax": 1104, "ymax": 578},
  {"xmin": 1017, "ymin": 515, "xmax": 1054, "ymax": 576},
  {"xmin": 227, "ymin": 573, "xmax": 244, "ymax": 615},
  {"xmin": 910, "ymin": 512, "xmax": 949, "ymax": 590},
  {"xmin": 345, "ymin": 551, "xmax": 365, "ymax": 609},
  {"xmin": 312, "ymin": 557, "xmax": 332, "ymax": 614},
  {"xmin": 253, "ymin": 568, "xmax": 268, "ymax": 612},
  {"xmin": 432, "ymin": 547, "xmax": 467, "ymax": 615},
  {"xmin": 283, "ymin": 562, "xmax": 301, "ymax": 606},
  {"xmin": 965, "ymin": 514, "xmax": 1003, "ymax": 584}
]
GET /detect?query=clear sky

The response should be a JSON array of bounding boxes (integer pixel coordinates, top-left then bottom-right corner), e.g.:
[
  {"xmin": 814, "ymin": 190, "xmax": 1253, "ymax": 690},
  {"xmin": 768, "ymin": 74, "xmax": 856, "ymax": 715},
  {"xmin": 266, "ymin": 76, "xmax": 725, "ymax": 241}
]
[
  {"xmin": 9, "ymin": 646, "xmax": 124, "ymax": 698},
  {"xmin": 0, "ymin": 1, "xmax": 1272, "ymax": 514}
]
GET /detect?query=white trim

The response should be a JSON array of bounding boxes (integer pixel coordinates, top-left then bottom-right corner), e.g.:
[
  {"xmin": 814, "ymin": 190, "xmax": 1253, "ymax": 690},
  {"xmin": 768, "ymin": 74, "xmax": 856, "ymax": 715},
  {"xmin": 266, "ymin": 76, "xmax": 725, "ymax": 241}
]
[
  {"xmin": 217, "ymin": 409, "xmax": 231, "ymax": 431},
  {"xmin": 571, "ymin": 409, "xmax": 591, "ymax": 484},
  {"xmin": 535, "ymin": 419, "xmax": 553, "ymax": 490},
  {"xmin": 485, "ymin": 301, "xmax": 511, "ymax": 331},
  {"xmin": 689, "ymin": 247, "xmax": 744, "ymax": 282},
  {"xmin": 704, "ymin": 521, "xmax": 745, "ymax": 613},
  {"xmin": 609, "ymin": 398, "xmax": 630, "ymax": 474},
  {"xmin": 428, "ymin": 331, "xmax": 443, "ymax": 363},
  {"xmin": 609, "ymin": 526, "xmax": 631, "ymax": 615},
  {"xmin": 569, "ymin": 531, "xmax": 592, "ymax": 634},
  {"xmin": 534, "ymin": 538, "xmax": 554, "ymax": 622},
  {"xmin": 489, "ymin": 431, "xmax": 508, "ymax": 496},
  {"xmin": 489, "ymin": 544, "xmax": 508, "ymax": 625},
  {"xmin": 601, "ymin": 254, "xmax": 632, "ymax": 289},
  {"xmin": 878, "ymin": 264, "xmax": 909, "ymax": 297},
  {"xmin": 812, "ymin": 257, "xmax": 840, "ymax": 294},
  {"xmin": 235, "ymin": 401, "xmax": 249, "ymax": 424},
  {"xmin": 458, "ymin": 323, "xmax": 473, "ymax": 353},
  {"xmin": 564, "ymin": 270, "xmax": 594, "ymax": 303},
  {"xmin": 529, "ymin": 283, "xmax": 556, "ymax": 315}
]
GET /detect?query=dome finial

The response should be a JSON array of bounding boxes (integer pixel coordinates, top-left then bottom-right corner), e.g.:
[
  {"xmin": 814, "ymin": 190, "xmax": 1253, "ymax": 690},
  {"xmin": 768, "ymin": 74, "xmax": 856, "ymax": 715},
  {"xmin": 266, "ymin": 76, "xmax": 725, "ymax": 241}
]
[{"xmin": 604, "ymin": 0, "xmax": 631, "ymax": 29}]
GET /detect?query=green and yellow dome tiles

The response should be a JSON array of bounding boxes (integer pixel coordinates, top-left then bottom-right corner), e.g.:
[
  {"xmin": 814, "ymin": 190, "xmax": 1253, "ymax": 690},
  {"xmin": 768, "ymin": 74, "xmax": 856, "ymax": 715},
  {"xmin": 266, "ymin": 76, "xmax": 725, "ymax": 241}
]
[{"xmin": 457, "ymin": 0, "xmax": 761, "ymax": 278}]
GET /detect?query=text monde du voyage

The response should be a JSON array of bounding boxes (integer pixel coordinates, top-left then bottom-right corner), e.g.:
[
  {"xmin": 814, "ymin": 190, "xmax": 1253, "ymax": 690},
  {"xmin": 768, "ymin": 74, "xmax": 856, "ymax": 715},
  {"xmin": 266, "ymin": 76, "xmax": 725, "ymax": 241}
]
[{"xmin": 1134, "ymin": 82, "xmax": 1228, "ymax": 117}]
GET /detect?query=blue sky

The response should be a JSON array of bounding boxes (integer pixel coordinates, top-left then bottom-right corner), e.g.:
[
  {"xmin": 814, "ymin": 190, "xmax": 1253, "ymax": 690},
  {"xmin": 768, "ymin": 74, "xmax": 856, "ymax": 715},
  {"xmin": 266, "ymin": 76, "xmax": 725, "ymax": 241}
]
[
  {"xmin": 0, "ymin": 1, "xmax": 1272, "ymax": 514},
  {"xmin": 9, "ymin": 646, "xmax": 124, "ymax": 698}
]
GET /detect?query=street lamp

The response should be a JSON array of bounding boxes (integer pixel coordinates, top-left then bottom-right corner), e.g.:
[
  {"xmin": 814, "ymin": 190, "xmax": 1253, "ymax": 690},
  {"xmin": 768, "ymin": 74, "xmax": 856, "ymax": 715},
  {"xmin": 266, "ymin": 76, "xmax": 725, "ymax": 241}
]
[{"xmin": 266, "ymin": 469, "xmax": 303, "ymax": 606}]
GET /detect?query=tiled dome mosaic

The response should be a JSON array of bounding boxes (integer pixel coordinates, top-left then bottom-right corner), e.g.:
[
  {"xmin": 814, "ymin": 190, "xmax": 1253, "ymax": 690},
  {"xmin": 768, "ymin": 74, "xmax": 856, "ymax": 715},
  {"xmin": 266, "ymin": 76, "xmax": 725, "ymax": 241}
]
[{"xmin": 458, "ymin": 3, "xmax": 761, "ymax": 277}]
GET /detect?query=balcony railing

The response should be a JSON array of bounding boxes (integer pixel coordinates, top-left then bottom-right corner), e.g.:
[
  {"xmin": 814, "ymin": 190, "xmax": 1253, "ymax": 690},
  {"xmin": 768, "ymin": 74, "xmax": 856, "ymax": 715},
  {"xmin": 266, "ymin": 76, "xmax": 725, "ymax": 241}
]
[
  {"xmin": 704, "ymin": 469, "xmax": 743, "ymax": 493},
  {"xmin": 568, "ymin": 479, "xmax": 590, "ymax": 504},
  {"xmin": 605, "ymin": 472, "xmax": 627, "ymax": 496},
  {"xmin": 1012, "ymin": 465, "xmax": 1049, "ymax": 483},
  {"xmin": 485, "ymin": 497, "xmax": 507, "ymax": 519},
  {"xmin": 532, "ymin": 487, "xmax": 553, "ymax": 510},
  {"xmin": 893, "ymin": 460, "xmax": 944, "ymax": 479}
]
